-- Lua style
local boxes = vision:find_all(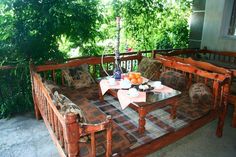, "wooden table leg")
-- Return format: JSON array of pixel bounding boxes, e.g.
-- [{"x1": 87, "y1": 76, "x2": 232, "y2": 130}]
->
[
  {"x1": 138, "y1": 107, "x2": 147, "y2": 134},
  {"x1": 98, "y1": 85, "x2": 104, "y2": 102},
  {"x1": 170, "y1": 104, "x2": 177, "y2": 119}
]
